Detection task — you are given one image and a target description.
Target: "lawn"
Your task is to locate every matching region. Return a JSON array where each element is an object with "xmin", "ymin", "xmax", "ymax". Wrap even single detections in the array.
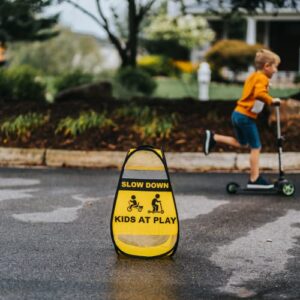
[{"xmin": 154, "ymin": 77, "xmax": 300, "ymax": 100}]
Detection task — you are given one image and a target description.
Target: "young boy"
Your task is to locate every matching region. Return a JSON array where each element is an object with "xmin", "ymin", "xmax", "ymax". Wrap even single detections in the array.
[{"xmin": 204, "ymin": 49, "xmax": 281, "ymax": 189}]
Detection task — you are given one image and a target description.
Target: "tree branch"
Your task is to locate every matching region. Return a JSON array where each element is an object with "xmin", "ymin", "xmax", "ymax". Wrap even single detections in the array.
[
  {"xmin": 136, "ymin": 0, "xmax": 156, "ymax": 24},
  {"xmin": 63, "ymin": 0, "xmax": 104, "ymax": 28},
  {"xmin": 94, "ymin": 0, "xmax": 127, "ymax": 62},
  {"xmin": 110, "ymin": 5, "xmax": 127, "ymax": 39},
  {"xmin": 95, "ymin": 0, "xmax": 110, "ymax": 29}
]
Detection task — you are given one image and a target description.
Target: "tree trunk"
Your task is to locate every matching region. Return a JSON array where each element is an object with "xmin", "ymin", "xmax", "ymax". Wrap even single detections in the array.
[{"xmin": 127, "ymin": 0, "xmax": 138, "ymax": 68}]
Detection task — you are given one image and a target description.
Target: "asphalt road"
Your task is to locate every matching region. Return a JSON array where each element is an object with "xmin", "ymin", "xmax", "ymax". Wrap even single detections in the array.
[{"xmin": 0, "ymin": 168, "xmax": 299, "ymax": 300}]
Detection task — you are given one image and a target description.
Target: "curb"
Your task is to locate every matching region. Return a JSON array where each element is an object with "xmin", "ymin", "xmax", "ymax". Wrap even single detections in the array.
[{"xmin": 0, "ymin": 147, "xmax": 300, "ymax": 172}]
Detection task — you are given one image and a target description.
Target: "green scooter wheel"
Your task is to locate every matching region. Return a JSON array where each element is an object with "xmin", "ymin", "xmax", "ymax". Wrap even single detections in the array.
[
  {"xmin": 226, "ymin": 182, "xmax": 239, "ymax": 194},
  {"xmin": 281, "ymin": 182, "xmax": 295, "ymax": 197}
]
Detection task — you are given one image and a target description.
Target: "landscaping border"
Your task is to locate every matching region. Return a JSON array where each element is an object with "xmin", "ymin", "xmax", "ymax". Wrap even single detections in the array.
[{"xmin": 0, "ymin": 147, "xmax": 299, "ymax": 172}]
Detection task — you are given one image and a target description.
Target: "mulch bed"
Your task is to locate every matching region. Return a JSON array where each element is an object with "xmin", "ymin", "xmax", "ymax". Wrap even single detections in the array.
[{"xmin": 0, "ymin": 97, "xmax": 299, "ymax": 153}]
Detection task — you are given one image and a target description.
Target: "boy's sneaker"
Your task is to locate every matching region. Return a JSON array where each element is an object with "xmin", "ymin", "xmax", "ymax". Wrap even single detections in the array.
[
  {"xmin": 203, "ymin": 130, "xmax": 216, "ymax": 155},
  {"xmin": 247, "ymin": 176, "xmax": 274, "ymax": 189}
]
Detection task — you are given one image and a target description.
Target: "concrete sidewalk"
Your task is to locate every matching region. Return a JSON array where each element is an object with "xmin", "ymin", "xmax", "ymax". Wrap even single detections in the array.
[{"xmin": 0, "ymin": 147, "xmax": 299, "ymax": 172}]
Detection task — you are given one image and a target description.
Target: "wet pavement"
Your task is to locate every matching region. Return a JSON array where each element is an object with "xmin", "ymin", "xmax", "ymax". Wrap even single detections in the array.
[{"xmin": 0, "ymin": 168, "xmax": 299, "ymax": 299}]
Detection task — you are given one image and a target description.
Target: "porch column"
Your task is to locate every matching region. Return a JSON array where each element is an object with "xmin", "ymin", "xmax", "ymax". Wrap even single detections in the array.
[
  {"xmin": 222, "ymin": 21, "xmax": 229, "ymax": 39},
  {"xmin": 246, "ymin": 17, "xmax": 257, "ymax": 45},
  {"xmin": 263, "ymin": 21, "xmax": 270, "ymax": 47}
]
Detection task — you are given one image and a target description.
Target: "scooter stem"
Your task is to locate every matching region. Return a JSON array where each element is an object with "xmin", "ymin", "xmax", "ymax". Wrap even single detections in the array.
[
  {"xmin": 275, "ymin": 105, "xmax": 284, "ymax": 178},
  {"xmin": 275, "ymin": 106, "xmax": 281, "ymax": 140}
]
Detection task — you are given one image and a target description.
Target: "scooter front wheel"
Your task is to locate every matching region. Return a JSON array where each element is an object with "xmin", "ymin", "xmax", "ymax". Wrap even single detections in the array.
[
  {"xmin": 226, "ymin": 182, "xmax": 239, "ymax": 194},
  {"xmin": 281, "ymin": 182, "xmax": 295, "ymax": 197}
]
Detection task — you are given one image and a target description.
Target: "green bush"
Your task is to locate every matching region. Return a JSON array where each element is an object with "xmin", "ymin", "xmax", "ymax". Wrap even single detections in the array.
[
  {"xmin": 55, "ymin": 110, "xmax": 115, "ymax": 138},
  {"xmin": 0, "ymin": 69, "xmax": 12, "ymax": 100},
  {"xmin": 0, "ymin": 65, "xmax": 46, "ymax": 102},
  {"xmin": 115, "ymin": 67, "xmax": 157, "ymax": 96},
  {"xmin": 205, "ymin": 39, "xmax": 264, "ymax": 80},
  {"xmin": 294, "ymin": 73, "xmax": 300, "ymax": 84},
  {"xmin": 54, "ymin": 70, "xmax": 94, "ymax": 93},
  {"xmin": 115, "ymin": 105, "xmax": 179, "ymax": 138},
  {"xmin": 142, "ymin": 39, "xmax": 190, "ymax": 60},
  {"xmin": 138, "ymin": 55, "xmax": 178, "ymax": 76},
  {"xmin": 0, "ymin": 113, "xmax": 48, "ymax": 139},
  {"xmin": 137, "ymin": 113, "xmax": 178, "ymax": 139}
]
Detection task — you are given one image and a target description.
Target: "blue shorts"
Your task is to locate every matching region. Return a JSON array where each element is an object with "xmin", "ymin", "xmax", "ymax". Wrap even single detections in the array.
[{"xmin": 231, "ymin": 111, "xmax": 261, "ymax": 149}]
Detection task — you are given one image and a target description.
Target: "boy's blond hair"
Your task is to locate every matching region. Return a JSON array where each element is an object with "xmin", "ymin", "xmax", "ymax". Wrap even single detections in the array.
[{"xmin": 254, "ymin": 49, "xmax": 280, "ymax": 70}]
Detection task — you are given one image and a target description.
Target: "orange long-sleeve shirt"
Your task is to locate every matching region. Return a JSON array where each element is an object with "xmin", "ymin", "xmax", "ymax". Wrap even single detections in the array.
[{"xmin": 235, "ymin": 71, "xmax": 273, "ymax": 119}]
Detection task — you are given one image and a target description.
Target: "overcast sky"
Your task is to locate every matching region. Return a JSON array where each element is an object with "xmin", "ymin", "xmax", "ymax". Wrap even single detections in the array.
[
  {"xmin": 46, "ymin": 1, "xmax": 163, "ymax": 38},
  {"xmin": 45, "ymin": 0, "xmax": 116, "ymax": 38}
]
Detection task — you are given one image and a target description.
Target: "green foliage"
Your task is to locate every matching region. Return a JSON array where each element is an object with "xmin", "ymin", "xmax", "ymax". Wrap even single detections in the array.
[
  {"xmin": 55, "ymin": 111, "xmax": 115, "ymax": 138},
  {"xmin": 205, "ymin": 39, "xmax": 264, "ymax": 80},
  {"xmin": 115, "ymin": 105, "xmax": 179, "ymax": 138},
  {"xmin": 115, "ymin": 67, "xmax": 157, "ymax": 96},
  {"xmin": 115, "ymin": 105, "xmax": 152, "ymax": 120},
  {"xmin": 0, "ymin": 69, "xmax": 12, "ymax": 100},
  {"xmin": 295, "ymin": 74, "xmax": 300, "ymax": 84},
  {"xmin": 0, "ymin": 65, "xmax": 46, "ymax": 101},
  {"xmin": 0, "ymin": 0, "xmax": 58, "ymax": 43},
  {"xmin": 9, "ymin": 28, "xmax": 104, "ymax": 75},
  {"xmin": 54, "ymin": 70, "xmax": 94, "ymax": 93},
  {"xmin": 142, "ymin": 39, "xmax": 190, "ymax": 60},
  {"xmin": 0, "ymin": 113, "xmax": 47, "ymax": 139},
  {"xmin": 138, "ymin": 113, "xmax": 178, "ymax": 139},
  {"xmin": 138, "ymin": 55, "xmax": 178, "ymax": 76}
]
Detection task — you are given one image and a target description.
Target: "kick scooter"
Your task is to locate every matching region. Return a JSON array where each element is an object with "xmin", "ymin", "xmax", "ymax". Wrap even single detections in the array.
[
  {"xmin": 226, "ymin": 103, "xmax": 295, "ymax": 197},
  {"xmin": 148, "ymin": 202, "xmax": 164, "ymax": 214}
]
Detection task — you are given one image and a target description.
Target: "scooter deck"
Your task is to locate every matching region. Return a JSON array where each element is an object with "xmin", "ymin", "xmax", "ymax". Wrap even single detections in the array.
[{"xmin": 235, "ymin": 187, "xmax": 280, "ymax": 195}]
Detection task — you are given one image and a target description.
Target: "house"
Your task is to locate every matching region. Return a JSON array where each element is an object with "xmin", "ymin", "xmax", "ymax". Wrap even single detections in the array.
[{"xmin": 168, "ymin": 0, "xmax": 300, "ymax": 83}]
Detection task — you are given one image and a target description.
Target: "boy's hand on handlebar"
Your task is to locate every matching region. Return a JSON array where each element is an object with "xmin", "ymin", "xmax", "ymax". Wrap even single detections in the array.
[{"xmin": 272, "ymin": 98, "xmax": 281, "ymax": 106}]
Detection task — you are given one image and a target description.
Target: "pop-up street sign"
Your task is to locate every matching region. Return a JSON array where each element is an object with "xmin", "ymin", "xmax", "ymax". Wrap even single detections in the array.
[{"xmin": 111, "ymin": 145, "xmax": 179, "ymax": 258}]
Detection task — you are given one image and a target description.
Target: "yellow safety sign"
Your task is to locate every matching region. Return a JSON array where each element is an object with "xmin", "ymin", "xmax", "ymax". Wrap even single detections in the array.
[{"xmin": 111, "ymin": 145, "xmax": 179, "ymax": 258}]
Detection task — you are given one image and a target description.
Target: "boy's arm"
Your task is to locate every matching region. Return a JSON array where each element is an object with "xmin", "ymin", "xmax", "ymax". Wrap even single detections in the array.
[{"xmin": 253, "ymin": 78, "xmax": 273, "ymax": 105}]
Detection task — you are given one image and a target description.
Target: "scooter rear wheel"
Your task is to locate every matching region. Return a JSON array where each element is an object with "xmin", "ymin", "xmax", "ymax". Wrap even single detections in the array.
[
  {"xmin": 226, "ymin": 182, "xmax": 239, "ymax": 194},
  {"xmin": 281, "ymin": 182, "xmax": 295, "ymax": 196}
]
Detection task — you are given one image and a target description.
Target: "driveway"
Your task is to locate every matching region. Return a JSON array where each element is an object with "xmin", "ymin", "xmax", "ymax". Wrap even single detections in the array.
[{"xmin": 0, "ymin": 168, "xmax": 299, "ymax": 299}]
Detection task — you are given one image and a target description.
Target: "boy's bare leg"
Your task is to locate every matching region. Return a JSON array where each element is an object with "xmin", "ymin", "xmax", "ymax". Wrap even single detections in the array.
[
  {"xmin": 250, "ymin": 148, "xmax": 260, "ymax": 182},
  {"xmin": 214, "ymin": 134, "xmax": 241, "ymax": 148}
]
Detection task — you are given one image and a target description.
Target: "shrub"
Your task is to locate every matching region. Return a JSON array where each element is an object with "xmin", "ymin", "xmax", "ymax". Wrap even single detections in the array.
[
  {"xmin": 0, "ymin": 65, "xmax": 46, "ymax": 102},
  {"xmin": 142, "ymin": 39, "xmax": 190, "ymax": 60},
  {"xmin": 54, "ymin": 70, "xmax": 94, "ymax": 93},
  {"xmin": 55, "ymin": 110, "xmax": 114, "ymax": 138},
  {"xmin": 0, "ymin": 69, "xmax": 13, "ymax": 100},
  {"xmin": 115, "ymin": 105, "xmax": 179, "ymax": 138},
  {"xmin": 136, "ymin": 113, "xmax": 178, "ymax": 139},
  {"xmin": 205, "ymin": 39, "xmax": 264, "ymax": 80},
  {"xmin": 115, "ymin": 105, "xmax": 152, "ymax": 122},
  {"xmin": 294, "ymin": 73, "xmax": 300, "ymax": 84},
  {"xmin": 115, "ymin": 67, "xmax": 157, "ymax": 96},
  {"xmin": 138, "ymin": 55, "xmax": 177, "ymax": 76},
  {"xmin": 173, "ymin": 60, "xmax": 199, "ymax": 74},
  {"xmin": 0, "ymin": 113, "xmax": 48, "ymax": 139}
]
